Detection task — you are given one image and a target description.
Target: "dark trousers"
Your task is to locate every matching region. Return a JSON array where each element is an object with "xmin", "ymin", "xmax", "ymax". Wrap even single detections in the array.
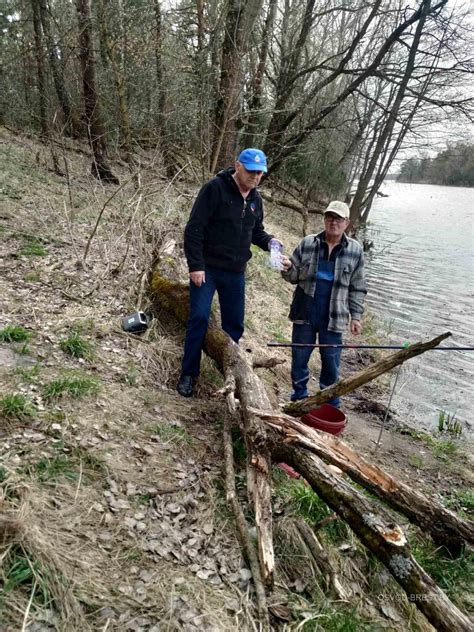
[
  {"xmin": 291, "ymin": 324, "xmax": 342, "ymax": 406},
  {"xmin": 181, "ymin": 267, "xmax": 245, "ymax": 377}
]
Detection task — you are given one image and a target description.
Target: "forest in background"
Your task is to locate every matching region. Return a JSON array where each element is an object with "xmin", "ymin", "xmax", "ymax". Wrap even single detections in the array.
[
  {"xmin": 1, "ymin": 0, "xmax": 473, "ymax": 227},
  {"xmin": 397, "ymin": 142, "xmax": 474, "ymax": 187}
]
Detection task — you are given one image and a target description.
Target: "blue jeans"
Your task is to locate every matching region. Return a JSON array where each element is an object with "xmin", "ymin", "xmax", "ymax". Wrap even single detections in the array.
[
  {"xmin": 291, "ymin": 323, "xmax": 342, "ymax": 407},
  {"xmin": 181, "ymin": 267, "xmax": 245, "ymax": 377}
]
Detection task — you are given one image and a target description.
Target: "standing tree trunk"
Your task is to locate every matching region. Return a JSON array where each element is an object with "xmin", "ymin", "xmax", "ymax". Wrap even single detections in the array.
[
  {"xmin": 75, "ymin": 0, "xmax": 118, "ymax": 183},
  {"xmin": 242, "ymin": 0, "xmax": 277, "ymax": 147},
  {"xmin": 38, "ymin": 0, "xmax": 77, "ymax": 137},
  {"xmin": 153, "ymin": 0, "xmax": 174, "ymax": 176},
  {"xmin": 31, "ymin": 0, "xmax": 48, "ymax": 138},
  {"xmin": 211, "ymin": 0, "xmax": 264, "ymax": 172},
  {"xmin": 97, "ymin": 0, "xmax": 133, "ymax": 166}
]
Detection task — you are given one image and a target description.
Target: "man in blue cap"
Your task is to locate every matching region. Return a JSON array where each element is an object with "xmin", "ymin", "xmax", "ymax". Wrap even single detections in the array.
[{"xmin": 177, "ymin": 148, "xmax": 279, "ymax": 397}]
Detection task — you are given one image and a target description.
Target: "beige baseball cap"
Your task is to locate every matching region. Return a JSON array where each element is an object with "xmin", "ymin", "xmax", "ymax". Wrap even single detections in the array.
[{"xmin": 324, "ymin": 201, "xmax": 350, "ymax": 219}]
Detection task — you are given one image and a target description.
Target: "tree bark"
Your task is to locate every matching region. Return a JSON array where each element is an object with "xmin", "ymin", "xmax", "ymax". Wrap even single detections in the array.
[
  {"xmin": 75, "ymin": 0, "xmax": 118, "ymax": 183},
  {"xmin": 283, "ymin": 332, "xmax": 451, "ymax": 416},
  {"xmin": 97, "ymin": 0, "xmax": 133, "ymax": 166},
  {"xmin": 242, "ymin": 0, "xmax": 277, "ymax": 147}
]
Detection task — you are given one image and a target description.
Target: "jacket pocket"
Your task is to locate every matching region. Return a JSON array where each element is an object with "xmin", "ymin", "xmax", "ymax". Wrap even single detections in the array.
[{"xmin": 339, "ymin": 264, "xmax": 353, "ymax": 286}]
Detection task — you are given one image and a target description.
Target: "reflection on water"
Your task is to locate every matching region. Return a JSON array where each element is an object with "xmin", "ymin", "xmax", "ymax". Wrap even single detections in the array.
[{"xmin": 362, "ymin": 181, "xmax": 474, "ymax": 433}]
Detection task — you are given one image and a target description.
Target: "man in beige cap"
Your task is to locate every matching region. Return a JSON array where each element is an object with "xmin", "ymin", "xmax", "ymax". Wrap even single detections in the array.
[{"xmin": 280, "ymin": 201, "xmax": 367, "ymax": 406}]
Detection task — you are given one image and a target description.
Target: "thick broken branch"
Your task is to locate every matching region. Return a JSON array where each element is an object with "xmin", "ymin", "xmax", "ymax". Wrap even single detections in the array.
[
  {"xmin": 283, "ymin": 332, "xmax": 452, "ymax": 416},
  {"xmin": 295, "ymin": 518, "xmax": 348, "ymax": 601},
  {"xmin": 255, "ymin": 409, "xmax": 474, "ymax": 554},
  {"xmin": 252, "ymin": 355, "xmax": 286, "ymax": 369}
]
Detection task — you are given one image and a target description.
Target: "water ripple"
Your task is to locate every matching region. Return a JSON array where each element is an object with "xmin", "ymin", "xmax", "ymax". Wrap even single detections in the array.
[{"xmin": 362, "ymin": 182, "xmax": 474, "ymax": 433}]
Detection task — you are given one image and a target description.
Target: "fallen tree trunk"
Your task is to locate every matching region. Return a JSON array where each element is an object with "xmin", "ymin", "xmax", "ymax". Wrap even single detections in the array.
[
  {"xmin": 254, "ymin": 409, "xmax": 474, "ymax": 555},
  {"xmin": 150, "ymin": 269, "xmax": 471, "ymax": 629},
  {"xmin": 283, "ymin": 332, "xmax": 452, "ymax": 416}
]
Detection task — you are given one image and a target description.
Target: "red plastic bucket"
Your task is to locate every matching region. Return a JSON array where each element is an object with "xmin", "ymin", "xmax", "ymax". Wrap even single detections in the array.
[{"xmin": 301, "ymin": 403, "xmax": 347, "ymax": 436}]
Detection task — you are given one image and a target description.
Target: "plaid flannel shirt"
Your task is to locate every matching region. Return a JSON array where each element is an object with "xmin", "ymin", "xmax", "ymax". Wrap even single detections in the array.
[{"xmin": 282, "ymin": 231, "xmax": 367, "ymax": 333}]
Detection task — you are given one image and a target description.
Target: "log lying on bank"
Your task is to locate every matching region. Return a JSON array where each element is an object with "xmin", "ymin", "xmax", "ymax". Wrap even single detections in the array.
[
  {"xmin": 283, "ymin": 331, "xmax": 452, "ymax": 416},
  {"xmin": 254, "ymin": 409, "xmax": 474, "ymax": 555},
  {"xmin": 150, "ymin": 269, "xmax": 472, "ymax": 630}
]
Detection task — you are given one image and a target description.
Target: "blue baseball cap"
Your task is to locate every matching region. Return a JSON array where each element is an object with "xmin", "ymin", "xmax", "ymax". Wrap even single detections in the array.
[{"xmin": 237, "ymin": 148, "xmax": 268, "ymax": 173}]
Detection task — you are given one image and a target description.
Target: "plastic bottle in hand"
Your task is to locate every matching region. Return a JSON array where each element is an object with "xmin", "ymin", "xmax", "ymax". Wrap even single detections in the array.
[{"xmin": 269, "ymin": 238, "xmax": 283, "ymax": 270}]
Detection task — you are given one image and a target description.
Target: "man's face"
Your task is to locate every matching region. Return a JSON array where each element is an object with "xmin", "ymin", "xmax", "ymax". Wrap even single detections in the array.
[
  {"xmin": 324, "ymin": 213, "xmax": 349, "ymax": 238},
  {"xmin": 234, "ymin": 161, "xmax": 264, "ymax": 190}
]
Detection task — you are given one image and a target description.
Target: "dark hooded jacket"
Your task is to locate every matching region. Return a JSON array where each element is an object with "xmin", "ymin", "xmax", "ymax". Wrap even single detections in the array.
[{"xmin": 184, "ymin": 168, "xmax": 273, "ymax": 273}]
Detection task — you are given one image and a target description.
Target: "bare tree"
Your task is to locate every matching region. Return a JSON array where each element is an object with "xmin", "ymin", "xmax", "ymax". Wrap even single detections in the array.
[
  {"xmin": 75, "ymin": 0, "xmax": 118, "ymax": 183},
  {"xmin": 38, "ymin": 0, "xmax": 76, "ymax": 136},
  {"xmin": 97, "ymin": 0, "xmax": 133, "ymax": 166},
  {"xmin": 30, "ymin": 0, "xmax": 48, "ymax": 138},
  {"xmin": 211, "ymin": 0, "xmax": 265, "ymax": 172}
]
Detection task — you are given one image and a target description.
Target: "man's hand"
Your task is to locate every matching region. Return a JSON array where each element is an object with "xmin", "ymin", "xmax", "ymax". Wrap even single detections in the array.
[
  {"xmin": 190, "ymin": 271, "xmax": 205, "ymax": 287},
  {"xmin": 350, "ymin": 319, "xmax": 362, "ymax": 335},
  {"xmin": 280, "ymin": 255, "xmax": 292, "ymax": 272}
]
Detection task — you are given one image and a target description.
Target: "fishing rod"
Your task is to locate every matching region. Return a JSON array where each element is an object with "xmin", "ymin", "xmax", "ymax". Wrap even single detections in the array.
[{"xmin": 267, "ymin": 342, "xmax": 474, "ymax": 351}]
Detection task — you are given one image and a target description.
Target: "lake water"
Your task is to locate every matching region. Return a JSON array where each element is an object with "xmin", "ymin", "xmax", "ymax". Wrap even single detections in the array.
[{"xmin": 361, "ymin": 181, "xmax": 474, "ymax": 434}]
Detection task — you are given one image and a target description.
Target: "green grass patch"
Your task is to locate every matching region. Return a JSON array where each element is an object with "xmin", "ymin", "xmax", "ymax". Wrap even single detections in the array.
[
  {"xmin": 150, "ymin": 423, "xmax": 193, "ymax": 445},
  {"xmin": 59, "ymin": 331, "xmax": 92, "ymax": 359},
  {"xmin": 124, "ymin": 362, "xmax": 139, "ymax": 386},
  {"xmin": 444, "ymin": 488, "xmax": 474, "ymax": 517},
  {"xmin": 412, "ymin": 539, "xmax": 474, "ymax": 610},
  {"xmin": 19, "ymin": 239, "xmax": 47, "ymax": 257},
  {"xmin": 0, "ymin": 548, "xmax": 52, "ymax": 606},
  {"xmin": 70, "ymin": 446, "xmax": 107, "ymax": 475},
  {"xmin": 0, "ymin": 466, "xmax": 8, "ymax": 484},
  {"xmin": 0, "ymin": 393, "xmax": 37, "ymax": 421},
  {"xmin": 0, "ymin": 324, "xmax": 31, "ymax": 343},
  {"xmin": 408, "ymin": 454, "xmax": 425, "ymax": 469},
  {"xmin": 430, "ymin": 438, "xmax": 460, "ymax": 461},
  {"xmin": 31, "ymin": 455, "xmax": 78, "ymax": 482},
  {"xmin": 297, "ymin": 605, "xmax": 371, "ymax": 631},
  {"xmin": 26, "ymin": 446, "xmax": 106, "ymax": 484},
  {"xmin": 274, "ymin": 474, "xmax": 347, "ymax": 543},
  {"xmin": 200, "ymin": 357, "xmax": 225, "ymax": 388},
  {"xmin": 43, "ymin": 375, "xmax": 100, "ymax": 400},
  {"xmin": 268, "ymin": 324, "xmax": 291, "ymax": 344}
]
